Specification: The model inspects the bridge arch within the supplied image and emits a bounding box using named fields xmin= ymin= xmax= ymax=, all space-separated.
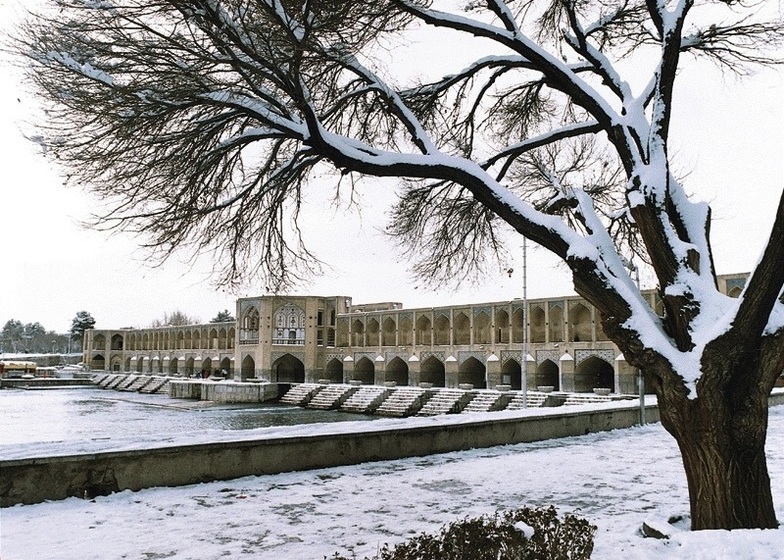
xmin=90 ymin=353 xmax=106 ymax=371
xmin=501 ymin=358 xmax=521 ymax=389
xmin=324 ymin=358 xmax=343 ymax=383
xmin=169 ymin=357 xmax=179 ymax=375
xmin=458 ymin=356 xmax=486 ymax=388
xmin=241 ymin=355 xmax=255 ymax=380
xmin=353 ymin=356 xmax=375 ymax=385
xmin=420 ymin=356 xmax=445 ymax=387
xmin=536 ymin=359 xmax=559 ymax=390
xmin=575 ymin=355 xmax=614 ymax=392
xmin=272 ymin=354 xmax=305 ymax=383
xmin=219 ymin=357 xmax=232 ymax=376
xmin=385 ymin=356 xmax=409 ymax=386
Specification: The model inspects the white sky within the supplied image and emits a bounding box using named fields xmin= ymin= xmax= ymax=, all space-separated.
xmin=0 ymin=2 xmax=782 ymax=333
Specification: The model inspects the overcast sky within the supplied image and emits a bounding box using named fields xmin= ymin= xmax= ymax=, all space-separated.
xmin=1 ymin=2 xmax=782 ymax=334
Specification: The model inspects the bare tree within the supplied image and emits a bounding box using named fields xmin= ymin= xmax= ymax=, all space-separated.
xmin=150 ymin=310 xmax=200 ymax=327
xmin=14 ymin=0 xmax=784 ymax=530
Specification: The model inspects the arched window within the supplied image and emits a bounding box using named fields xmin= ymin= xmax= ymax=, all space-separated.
xmin=240 ymin=307 xmax=260 ymax=343
xmin=273 ymin=303 xmax=306 ymax=345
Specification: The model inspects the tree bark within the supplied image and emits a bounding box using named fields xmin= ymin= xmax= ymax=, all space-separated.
xmin=656 ymin=357 xmax=779 ymax=530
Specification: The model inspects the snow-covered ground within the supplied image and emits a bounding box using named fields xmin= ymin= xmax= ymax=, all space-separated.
xmin=2 ymin=402 xmax=783 ymax=559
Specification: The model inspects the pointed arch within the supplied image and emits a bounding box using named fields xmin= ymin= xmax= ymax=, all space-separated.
xmin=454 ymin=312 xmax=470 ymax=345
xmin=570 ymin=303 xmax=593 ymax=342
xmin=110 ymin=334 xmax=124 ymax=350
xmin=353 ymin=356 xmax=375 ymax=385
xmin=272 ymin=353 xmax=304 ymax=383
xmin=381 ymin=317 xmax=396 ymax=346
xmin=90 ymin=353 xmax=106 ymax=370
xmin=512 ymin=307 xmax=524 ymax=343
xmin=496 ymin=309 xmax=510 ymax=343
xmin=420 ymin=356 xmax=445 ymax=387
xmin=536 ymin=359 xmax=560 ymax=390
xmin=366 ymin=319 xmax=380 ymax=346
xmin=324 ymin=358 xmax=344 ymax=383
xmin=434 ymin=315 xmax=450 ymax=345
xmin=530 ymin=306 xmax=546 ymax=343
xmin=549 ymin=304 xmax=564 ymax=342
xmin=474 ymin=311 xmax=491 ymax=344
xmin=219 ymin=357 xmax=232 ymax=377
xmin=399 ymin=315 xmax=413 ymax=346
xmin=575 ymin=356 xmax=613 ymax=392
xmin=351 ymin=319 xmax=365 ymax=347
xmin=501 ymin=358 xmax=522 ymax=390
xmin=416 ymin=315 xmax=432 ymax=345
xmin=458 ymin=356 xmax=486 ymax=388
xmin=386 ymin=356 xmax=409 ymax=386
xmin=241 ymin=355 xmax=255 ymax=380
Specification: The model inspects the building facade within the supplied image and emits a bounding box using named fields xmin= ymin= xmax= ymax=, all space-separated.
xmin=83 ymin=273 xmax=749 ymax=394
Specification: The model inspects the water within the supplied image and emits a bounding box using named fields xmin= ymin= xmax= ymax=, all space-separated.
xmin=0 ymin=387 xmax=377 ymax=447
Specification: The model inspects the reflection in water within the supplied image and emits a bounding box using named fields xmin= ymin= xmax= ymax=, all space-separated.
xmin=0 ymin=388 xmax=377 ymax=446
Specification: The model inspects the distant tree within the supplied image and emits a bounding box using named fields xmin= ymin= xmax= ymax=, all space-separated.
xmin=151 ymin=310 xmax=199 ymax=327
xmin=210 ymin=310 xmax=235 ymax=323
xmin=23 ymin=322 xmax=47 ymax=353
xmin=15 ymin=0 xmax=784 ymax=531
xmin=2 ymin=319 xmax=24 ymax=342
xmin=1 ymin=319 xmax=24 ymax=352
xmin=70 ymin=311 xmax=96 ymax=345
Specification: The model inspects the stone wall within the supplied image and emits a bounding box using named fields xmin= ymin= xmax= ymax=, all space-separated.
xmin=4 ymin=391 xmax=781 ymax=507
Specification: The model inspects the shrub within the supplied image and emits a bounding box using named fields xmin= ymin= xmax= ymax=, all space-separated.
xmin=328 ymin=505 xmax=596 ymax=560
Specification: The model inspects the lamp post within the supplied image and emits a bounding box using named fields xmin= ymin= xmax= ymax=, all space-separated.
xmin=627 ymin=259 xmax=645 ymax=426
xmin=522 ymin=238 xmax=528 ymax=408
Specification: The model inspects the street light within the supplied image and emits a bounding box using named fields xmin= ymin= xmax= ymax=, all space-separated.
xmin=626 ymin=259 xmax=645 ymax=426
xmin=522 ymin=239 xmax=528 ymax=408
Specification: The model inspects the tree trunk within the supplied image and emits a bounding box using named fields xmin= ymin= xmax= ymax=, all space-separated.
xmin=656 ymin=358 xmax=779 ymax=530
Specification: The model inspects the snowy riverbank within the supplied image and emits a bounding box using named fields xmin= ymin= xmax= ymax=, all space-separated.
xmin=2 ymin=403 xmax=783 ymax=559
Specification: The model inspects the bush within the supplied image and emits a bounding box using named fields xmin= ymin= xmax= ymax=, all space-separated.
xmin=328 ymin=505 xmax=596 ymax=560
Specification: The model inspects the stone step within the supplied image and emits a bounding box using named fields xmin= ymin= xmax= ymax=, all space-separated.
xmin=416 ymin=389 xmax=473 ymax=416
xmin=92 ymin=373 xmax=112 ymax=386
xmin=96 ymin=373 xmax=118 ymax=388
xmin=117 ymin=375 xmax=141 ymax=391
xmin=105 ymin=375 xmax=130 ymax=389
xmin=306 ymin=384 xmax=358 ymax=410
xmin=462 ymin=391 xmax=512 ymax=413
xmin=280 ymin=383 xmax=324 ymax=406
xmin=139 ymin=376 xmax=169 ymax=394
xmin=375 ymin=388 xmax=431 ymax=417
xmin=122 ymin=375 xmax=156 ymax=392
xmin=340 ymin=386 xmax=392 ymax=414
xmin=502 ymin=391 xmax=548 ymax=409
